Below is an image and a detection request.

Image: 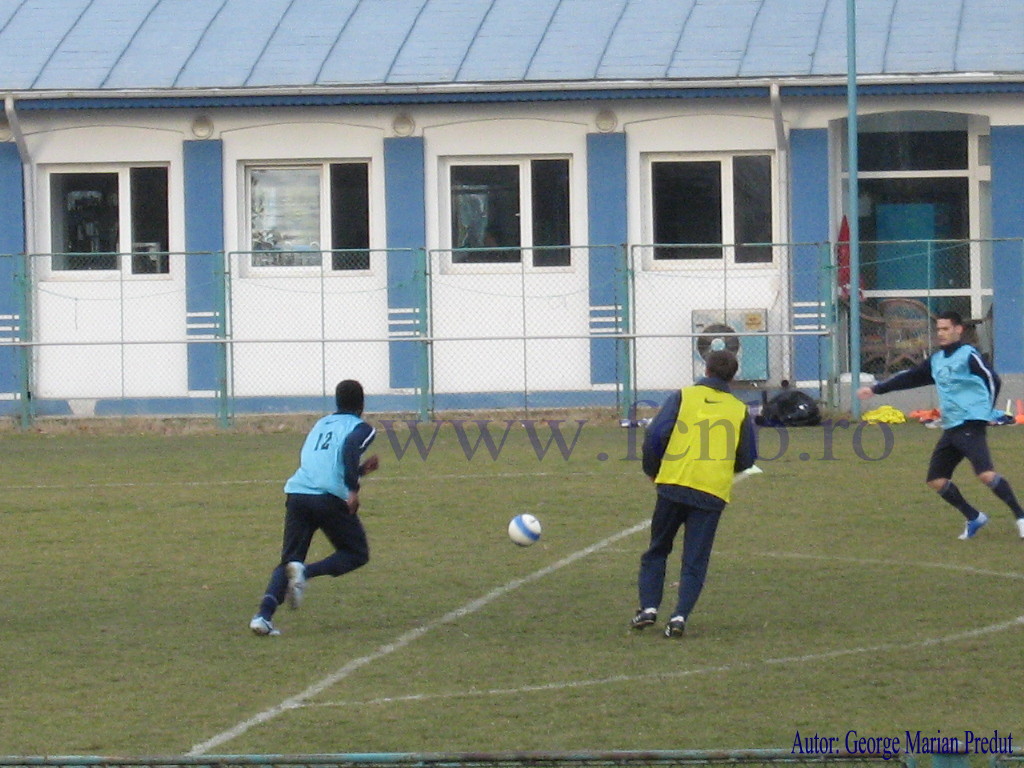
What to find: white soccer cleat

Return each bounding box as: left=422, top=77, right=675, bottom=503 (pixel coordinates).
left=1016, top=518, right=1024, bottom=539
left=249, top=615, right=280, bottom=636
left=285, top=561, right=307, bottom=609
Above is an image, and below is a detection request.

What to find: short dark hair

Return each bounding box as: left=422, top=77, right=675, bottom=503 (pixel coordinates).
left=704, top=349, right=739, bottom=382
left=335, top=379, right=364, bottom=413
left=936, top=310, right=963, bottom=327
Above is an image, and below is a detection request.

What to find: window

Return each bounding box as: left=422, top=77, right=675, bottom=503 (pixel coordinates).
left=247, top=162, right=369, bottom=270
left=842, top=112, right=976, bottom=303
left=650, top=154, right=773, bottom=263
left=50, top=167, right=169, bottom=273
left=449, top=158, right=570, bottom=266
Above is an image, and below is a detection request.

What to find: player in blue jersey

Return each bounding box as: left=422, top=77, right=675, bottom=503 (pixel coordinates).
left=249, top=379, right=379, bottom=636
left=858, top=311, right=1024, bottom=541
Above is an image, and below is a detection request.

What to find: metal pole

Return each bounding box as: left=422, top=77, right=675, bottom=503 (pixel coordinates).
left=417, top=248, right=431, bottom=422
left=17, top=252, right=33, bottom=429
left=217, top=252, right=231, bottom=428
left=847, top=0, right=863, bottom=418
left=619, top=243, right=633, bottom=420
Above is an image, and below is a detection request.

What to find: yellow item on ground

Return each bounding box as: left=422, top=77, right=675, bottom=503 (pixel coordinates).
left=861, top=405, right=907, bottom=424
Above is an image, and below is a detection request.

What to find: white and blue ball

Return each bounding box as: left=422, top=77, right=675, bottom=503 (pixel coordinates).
left=508, top=513, right=542, bottom=546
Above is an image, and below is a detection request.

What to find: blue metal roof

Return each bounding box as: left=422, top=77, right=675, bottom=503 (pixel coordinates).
left=0, top=0, right=1021, bottom=95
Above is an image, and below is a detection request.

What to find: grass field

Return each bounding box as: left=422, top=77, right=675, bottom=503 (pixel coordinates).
left=2, top=417, right=1022, bottom=756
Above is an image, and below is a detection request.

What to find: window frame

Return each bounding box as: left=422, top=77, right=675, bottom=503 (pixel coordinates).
left=242, top=159, right=373, bottom=277
left=835, top=111, right=991, bottom=318
left=440, top=155, right=574, bottom=274
left=43, top=163, right=172, bottom=280
left=641, top=151, right=778, bottom=271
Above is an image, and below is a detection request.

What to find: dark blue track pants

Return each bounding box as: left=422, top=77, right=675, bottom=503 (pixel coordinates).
left=637, top=494, right=722, bottom=620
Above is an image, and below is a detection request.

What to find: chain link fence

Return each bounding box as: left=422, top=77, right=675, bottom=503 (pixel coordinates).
left=840, top=239, right=994, bottom=378
left=1, top=240, right=1013, bottom=427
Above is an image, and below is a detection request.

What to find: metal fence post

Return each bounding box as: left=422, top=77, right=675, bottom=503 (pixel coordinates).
left=820, top=240, right=838, bottom=407
left=416, top=247, right=431, bottom=422
left=618, top=242, right=634, bottom=420
left=16, top=252, right=33, bottom=429
left=216, top=251, right=232, bottom=428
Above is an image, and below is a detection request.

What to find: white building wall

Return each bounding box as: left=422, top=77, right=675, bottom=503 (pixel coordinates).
left=220, top=121, right=391, bottom=396
left=423, top=117, right=592, bottom=395
left=28, top=124, right=187, bottom=402
left=21, top=94, right=1012, bottom=406
left=624, top=113, right=789, bottom=389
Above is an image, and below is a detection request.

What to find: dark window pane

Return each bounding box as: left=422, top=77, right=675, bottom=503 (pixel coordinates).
left=330, top=163, right=370, bottom=270
left=131, top=167, right=169, bottom=274
left=531, top=159, right=570, bottom=267
left=859, top=131, right=967, bottom=171
left=451, top=165, right=521, bottom=263
left=652, top=161, right=722, bottom=260
left=859, top=177, right=970, bottom=291
left=733, top=155, right=773, bottom=264
left=50, top=173, right=119, bottom=270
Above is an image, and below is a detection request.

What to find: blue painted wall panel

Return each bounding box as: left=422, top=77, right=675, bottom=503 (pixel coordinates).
left=991, top=126, right=1024, bottom=374
left=384, top=136, right=427, bottom=390
left=789, top=128, right=830, bottom=383
left=0, top=142, right=24, bottom=395
left=183, top=139, right=225, bottom=391
left=587, top=132, right=627, bottom=385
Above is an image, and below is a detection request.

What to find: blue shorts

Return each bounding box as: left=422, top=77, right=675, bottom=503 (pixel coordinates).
left=926, top=421, right=993, bottom=481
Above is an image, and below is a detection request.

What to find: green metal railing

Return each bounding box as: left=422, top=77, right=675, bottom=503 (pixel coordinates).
left=0, top=750, right=925, bottom=768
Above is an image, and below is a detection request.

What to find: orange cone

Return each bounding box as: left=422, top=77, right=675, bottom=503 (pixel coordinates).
left=1016, top=399, right=1024, bottom=425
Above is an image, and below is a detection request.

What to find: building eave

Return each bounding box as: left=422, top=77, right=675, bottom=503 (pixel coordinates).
left=5, top=71, right=1024, bottom=110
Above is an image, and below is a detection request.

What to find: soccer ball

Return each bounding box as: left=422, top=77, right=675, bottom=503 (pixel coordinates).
left=508, top=514, right=542, bottom=546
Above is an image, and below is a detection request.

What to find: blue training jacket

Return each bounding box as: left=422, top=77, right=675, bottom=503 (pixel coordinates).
left=872, top=341, right=1000, bottom=429
left=284, top=411, right=376, bottom=500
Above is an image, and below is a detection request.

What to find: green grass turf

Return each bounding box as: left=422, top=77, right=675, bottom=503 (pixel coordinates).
left=1, top=420, right=1022, bottom=755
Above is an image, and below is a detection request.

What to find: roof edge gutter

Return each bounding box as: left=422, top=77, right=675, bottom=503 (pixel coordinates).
left=3, top=71, right=1024, bottom=103
left=4, top=94, right=29, bottom=163
left=770, top=82, right=787, bottom=150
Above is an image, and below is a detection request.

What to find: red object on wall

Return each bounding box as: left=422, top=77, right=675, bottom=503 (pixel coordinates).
left=836, top=215, right=865, bottom=301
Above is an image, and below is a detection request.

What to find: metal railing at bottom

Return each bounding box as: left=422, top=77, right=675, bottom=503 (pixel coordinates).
left=0, top=750, right=927, bottom=768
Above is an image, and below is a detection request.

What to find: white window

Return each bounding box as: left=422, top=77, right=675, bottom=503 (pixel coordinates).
left=840, top=111, right=988, bottom=320
left=645, top=153, right=774, bottom=265
left=246, top=162, right=369, bottom=270
left=49, top=166, right=169, bottom=274
left=446, top=158, right=570, bottom=268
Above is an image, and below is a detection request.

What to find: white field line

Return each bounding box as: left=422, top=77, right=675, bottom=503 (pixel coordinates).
left=305, top=614, right=1024, bottom=710
left=7, top=469, right=625, bottom=492
left=730, top=550, right=1024, bottom=582
left=186, top=518, right=653, bottom=756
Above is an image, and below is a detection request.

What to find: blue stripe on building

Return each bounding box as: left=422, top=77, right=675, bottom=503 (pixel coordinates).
left=587, top=132, right=628, bottom=385
left=384, top=136, right=427, bottom=390
left=789, top=129, right=830, bottom=383
left=183, top=139, right=225, bottom=392
left=0, top=142, right=25, bottom=397
left=991, top=126, right=1024, bottom=375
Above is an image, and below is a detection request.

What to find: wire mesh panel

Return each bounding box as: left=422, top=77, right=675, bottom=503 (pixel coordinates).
left=10, top=238, right=1021, bottom=426
left=226, top=250, right=393, bottom=411
left=24, top=251, right=210, bottom=418
left=844, top=239, right=993, bottom=376
left=628, top=242, right=831, bottom=404
left=426, top=245, right=627, bottom=414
